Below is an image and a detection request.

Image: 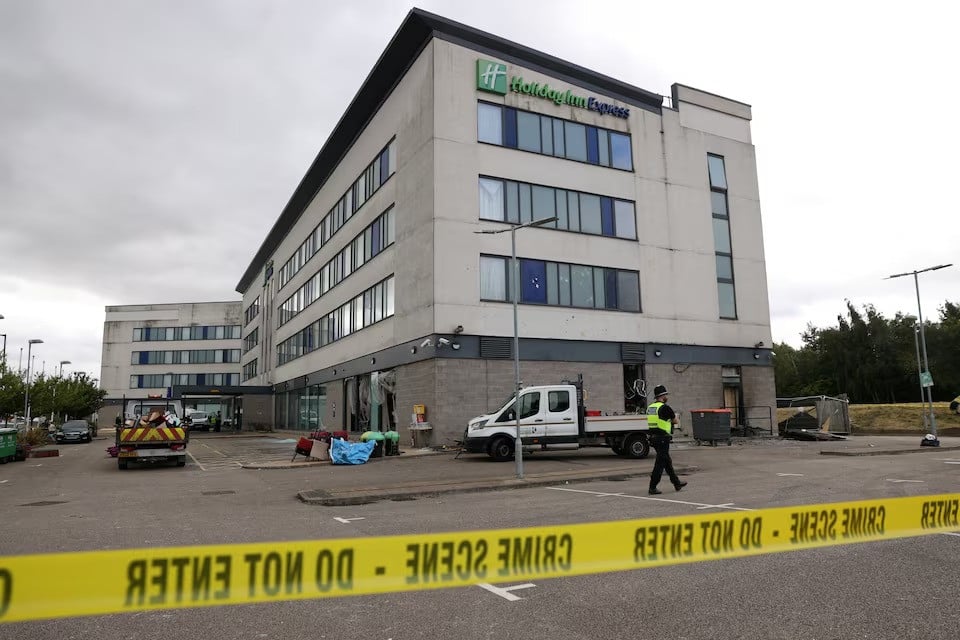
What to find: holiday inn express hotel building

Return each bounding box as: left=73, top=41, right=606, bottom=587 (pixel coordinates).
left=236, top=8, right=774, bottom=444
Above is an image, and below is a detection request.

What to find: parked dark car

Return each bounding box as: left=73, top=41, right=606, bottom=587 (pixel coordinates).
left=56, top=420, right=92, bottom=443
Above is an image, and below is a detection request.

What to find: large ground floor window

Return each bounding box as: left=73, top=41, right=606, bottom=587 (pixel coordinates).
left=275, top=384, right=326, bottom=431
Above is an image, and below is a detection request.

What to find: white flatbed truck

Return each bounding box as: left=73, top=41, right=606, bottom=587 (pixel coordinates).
left=462, top=376, right=650, bottom=460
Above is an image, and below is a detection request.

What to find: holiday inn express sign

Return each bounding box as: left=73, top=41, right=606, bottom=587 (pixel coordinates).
left=476, top=59, right=630, bottom=118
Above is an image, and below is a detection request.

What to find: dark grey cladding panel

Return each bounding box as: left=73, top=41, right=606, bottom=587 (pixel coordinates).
left=274, top=336, right=771, bottom=391
left=648, top=344, right=774, bottom=367
left=518, top=338, right=622, bottom=362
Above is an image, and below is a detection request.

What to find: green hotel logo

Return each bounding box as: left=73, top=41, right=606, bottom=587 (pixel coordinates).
left=476, top=59, right=508, bottom=94
left=475, top=58, right=630, bottom=119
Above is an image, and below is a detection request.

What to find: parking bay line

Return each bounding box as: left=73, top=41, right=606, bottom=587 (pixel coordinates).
left=200, top=443, right=229, bottom=457
left=187, top=451, right=206, bottom=471
left=547, top=486, right=752, bottom=511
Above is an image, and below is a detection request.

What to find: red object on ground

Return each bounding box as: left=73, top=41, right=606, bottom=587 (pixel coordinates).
left=292, top=437, right=314, bottom=462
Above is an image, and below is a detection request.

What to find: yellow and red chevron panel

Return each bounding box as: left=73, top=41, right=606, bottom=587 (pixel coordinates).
left=119, top=427, right=186, bottom=443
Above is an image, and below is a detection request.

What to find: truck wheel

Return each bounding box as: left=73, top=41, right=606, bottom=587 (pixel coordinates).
left=488, top=437, right=514, bottom=462
left=624, top=435, right=650, bottom=459
left=118, top=460, right=128, bottom=470
left=176, top=457, right=186, bottom=467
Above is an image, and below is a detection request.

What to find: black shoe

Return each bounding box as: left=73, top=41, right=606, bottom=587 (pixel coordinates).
left=648, top=488, right=662, bottom=495
left=674, top=481, right=687, bottom=491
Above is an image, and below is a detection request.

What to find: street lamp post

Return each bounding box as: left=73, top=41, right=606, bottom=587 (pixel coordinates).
left=24, top=339, right=44, bottom=428
left=886, top=263, right=953, bottom=436
left=0, top=313, right=5, bottom=365
left=913, top=325, right=927, bottom=430
left=54, top=360, right=71, bottom=424
left=475, top=216, right=557, bottom=479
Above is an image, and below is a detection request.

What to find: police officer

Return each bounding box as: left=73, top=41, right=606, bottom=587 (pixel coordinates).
left=646, top=385, right=687, bottom=495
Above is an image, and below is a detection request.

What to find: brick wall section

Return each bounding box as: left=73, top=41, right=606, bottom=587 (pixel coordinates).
left=395, top=360, right=438, bottom=445
left=646, top=363, right=776, bottom=432
left=645, top=363, right=724, bottom=428
left=391, top=360, right=775, bottom=446
left=741, top=365, right=777, bottom=434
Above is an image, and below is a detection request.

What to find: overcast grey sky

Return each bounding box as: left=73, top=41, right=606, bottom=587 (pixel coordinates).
left=1, top=0, right=957, bottom=381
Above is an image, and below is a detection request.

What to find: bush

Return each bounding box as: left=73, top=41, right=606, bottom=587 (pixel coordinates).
left=17, top=428, right=51, bottom=447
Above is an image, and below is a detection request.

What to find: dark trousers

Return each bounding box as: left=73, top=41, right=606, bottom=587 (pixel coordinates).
left=649, top=435, right=680, bottom=490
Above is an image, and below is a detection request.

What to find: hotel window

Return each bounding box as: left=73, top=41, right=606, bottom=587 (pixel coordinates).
left=277, top=138, right=396, bottom=290
left=480, top=255, right=640, bottom=312
left=277, top=276, right=395, bottom=366
left=278, top=207, right=395, bottom=327
left=479, top=177, right=636, bottom=240
left=478, top=102, right=632, bottom=171
left=130, top=373, right=240, bottom=389
left=708, top=154, right=737, bottom=319
left=132, top=325, right=241, bottom=341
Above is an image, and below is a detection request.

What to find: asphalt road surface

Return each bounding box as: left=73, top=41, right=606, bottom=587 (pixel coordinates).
left=1, top=434, right=958, bottom=639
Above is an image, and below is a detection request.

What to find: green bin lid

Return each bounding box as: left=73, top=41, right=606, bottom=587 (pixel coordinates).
left=0, top=428, right=17, bottom=435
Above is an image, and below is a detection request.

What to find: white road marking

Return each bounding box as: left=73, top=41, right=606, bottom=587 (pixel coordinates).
left=940, top=532, right=960, bottom=538
left=0, top=480, right=7, bottom=483
left=187, top=451, right=206, bottom=471
left=333, top=517, right=365, bottom=524
left=777, top=473, right=804, bottom=477
left=699, top=503, right=735, bottom=510
left=547, top=486, right=752, bottom=511
left=885, top=479, right=925, bottom=483
left=477, top=582, right=536, bottom=601
left=201, top=443, right=229, bottom=457
left=943, top=462, right=960, bottom=465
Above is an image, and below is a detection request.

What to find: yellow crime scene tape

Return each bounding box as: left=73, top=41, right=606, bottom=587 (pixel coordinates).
left=2, top=493, right=959, bottom=623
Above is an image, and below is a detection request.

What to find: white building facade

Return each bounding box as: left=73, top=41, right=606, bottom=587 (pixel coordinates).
left=99, top=302, right=246, bottom=424
left=237, top=9, right=775, bottom=444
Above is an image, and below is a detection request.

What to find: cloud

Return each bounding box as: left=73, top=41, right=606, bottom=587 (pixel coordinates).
left=1, top=0, right=958, bottom=378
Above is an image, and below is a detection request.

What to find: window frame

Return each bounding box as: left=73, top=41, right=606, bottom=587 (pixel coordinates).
left=477, top=101, right=634, bottom=172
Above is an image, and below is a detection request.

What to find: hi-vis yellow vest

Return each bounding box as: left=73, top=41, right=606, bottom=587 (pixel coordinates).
left=646, top=401, right=672, bottom=434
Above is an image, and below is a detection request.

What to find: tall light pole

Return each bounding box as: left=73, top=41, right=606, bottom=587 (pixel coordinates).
left=913, top=324, right=926, bottom=430
left=0, top=313, right=5, bottom=366
left=24, top=339, right=44, bottom=427
left=475, top=216, right=557, bottom=479
left=886, top=263, right=953, bottom=436
left=53, top=360, right=71, bottom=424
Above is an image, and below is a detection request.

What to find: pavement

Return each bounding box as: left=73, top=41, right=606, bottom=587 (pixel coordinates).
left=217, top=430, right=960, bottom=506
left=95, top=429, right=960, bottom=506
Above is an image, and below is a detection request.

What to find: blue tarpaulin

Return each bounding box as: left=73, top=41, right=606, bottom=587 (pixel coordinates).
left=330, top=439, right=376, bottom=465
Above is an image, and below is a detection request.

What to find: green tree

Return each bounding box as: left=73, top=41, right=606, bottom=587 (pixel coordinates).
left=27, top=372, right=106, bottom=422
left=775, top=299, right=960, bottom=403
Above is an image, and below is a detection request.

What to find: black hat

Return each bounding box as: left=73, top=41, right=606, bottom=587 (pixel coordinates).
left=653, top=385, right=668, bottom=397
